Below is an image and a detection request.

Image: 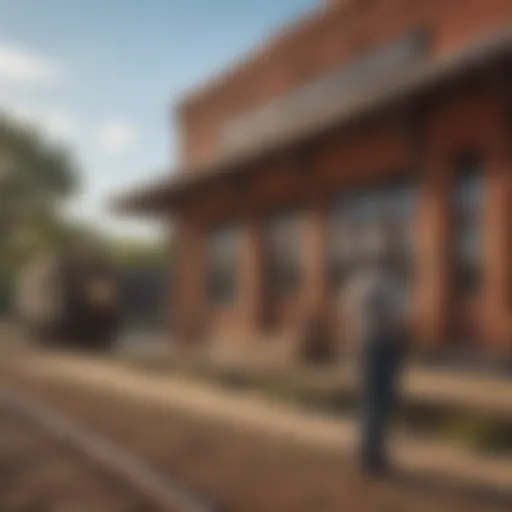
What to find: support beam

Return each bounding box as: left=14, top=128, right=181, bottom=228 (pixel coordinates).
left=302, top=200, right=328, bottom=318
left=397, top=102, right=452, bottom=351
left=173, top=217, right=206, bottom=343
left=240, top=216, right=265, bottom=331
left=482, top=62, right=512, bottom=351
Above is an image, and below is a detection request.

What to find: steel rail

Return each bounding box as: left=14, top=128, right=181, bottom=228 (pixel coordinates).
left=0, top=386, right=216, bottom=512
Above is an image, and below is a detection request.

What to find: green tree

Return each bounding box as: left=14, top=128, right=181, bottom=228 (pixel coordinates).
left=106, top=237, right=168, bottom=269
left=0, top=116, right=79, bottom=312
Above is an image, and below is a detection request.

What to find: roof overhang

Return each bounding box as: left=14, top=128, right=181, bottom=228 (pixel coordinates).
left=114, top=28, right=512, bottom=215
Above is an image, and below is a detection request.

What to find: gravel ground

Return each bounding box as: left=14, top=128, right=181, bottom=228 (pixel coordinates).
left=3, top=367, right=510, bottom=512
left=0, top=402, right=163, bottom=512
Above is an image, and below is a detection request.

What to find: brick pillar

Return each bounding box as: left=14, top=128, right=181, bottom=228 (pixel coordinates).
left=508, top=177, right=512, bottom=333
left=399, top=106, right=452, bottom=352
left=302, top=202, right=328, bottom=320
left=171, top=223, right=185, bottom=337
left=165, top=225, right=176, bottom=334
left=240, top=218, right=265, bottom=332
left=483, top=160, right=511, bottom=352
left=414, top=160, right=451, bottom=351
left=174, top=218, right=206, bottom=343
left=480, top=70, right=512, bottom=354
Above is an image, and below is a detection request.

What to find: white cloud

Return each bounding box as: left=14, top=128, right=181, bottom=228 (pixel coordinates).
left=98, top=119, right=138, bottom=154
left=0, top=42, right=61, bottom=85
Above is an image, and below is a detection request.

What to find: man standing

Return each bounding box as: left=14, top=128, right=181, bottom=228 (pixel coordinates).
left=342, top=225, right=408, bottom=475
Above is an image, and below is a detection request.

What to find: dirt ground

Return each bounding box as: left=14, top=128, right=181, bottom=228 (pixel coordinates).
left=0, top=329, right=511, bottom=512
left=3, top=366, right=511, bottom=512
left=0, top=402, right=159, bottom=512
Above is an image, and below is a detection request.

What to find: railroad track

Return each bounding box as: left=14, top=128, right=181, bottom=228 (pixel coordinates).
left=0, top=386, right=215, bottom=512
left=0, top=337, right=510, bottom=512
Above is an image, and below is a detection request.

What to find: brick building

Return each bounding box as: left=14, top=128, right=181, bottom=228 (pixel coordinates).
left=120, top=0, right=512, bottom=359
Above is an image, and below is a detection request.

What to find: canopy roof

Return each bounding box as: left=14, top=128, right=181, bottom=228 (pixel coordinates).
left=114, top=29, right=512, bottom=215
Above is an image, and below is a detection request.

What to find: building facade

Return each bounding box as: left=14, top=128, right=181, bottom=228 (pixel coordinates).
left=121, top=0, right=512, bottom=358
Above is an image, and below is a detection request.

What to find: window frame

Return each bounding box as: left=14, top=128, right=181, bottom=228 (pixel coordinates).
left=263, top=210, right=303, bottom=297
left=327, top=175, right=418, bottom=291
left=205, top=225, right=241, bottom=306
left=452, top=152, right=484, bottom=296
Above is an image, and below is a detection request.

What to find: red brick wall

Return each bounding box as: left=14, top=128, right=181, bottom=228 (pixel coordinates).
left=175, top=80, right=512, bottom=354
left=179, top=0, right=512, bottom=168
left=413, top=82, right=512, bottom=352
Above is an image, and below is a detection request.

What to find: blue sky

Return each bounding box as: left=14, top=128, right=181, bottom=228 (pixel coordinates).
left=0, top=0, right=317, bottom=239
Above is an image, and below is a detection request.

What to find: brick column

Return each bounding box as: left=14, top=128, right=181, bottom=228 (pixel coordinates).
left=399, top=106, right=452, bottom=351
left=240, top=218, right=265, bottom=332
left=414, top=157, right=452, bottom=351
left=174, top=217, right=206, bottom=343
left=483, top=159, right=511, bottom=351
left=396, top=102, right=453, bottom=351
left=481, top=70, right=512, bottom=353
left=165, top=225, right=176, bottom=334
left=508, top=178, right=512, bottom=331
left=302, top=202, right=328, bottom=320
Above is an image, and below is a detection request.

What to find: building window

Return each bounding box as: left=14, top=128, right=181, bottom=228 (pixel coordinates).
left=264, top=212, right=302, bottom=296
left=453, top=153, right=483, bottom=295
left=206, top=226, right=240, bottom=305
left=328, top=179, right=417, bottom=290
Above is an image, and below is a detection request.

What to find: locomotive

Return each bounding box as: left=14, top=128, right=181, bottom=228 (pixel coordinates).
left=15, top=248, right=121, bottom=349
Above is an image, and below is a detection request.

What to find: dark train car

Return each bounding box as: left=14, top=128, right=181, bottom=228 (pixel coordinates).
left=16, top=250, right=121, bottom=349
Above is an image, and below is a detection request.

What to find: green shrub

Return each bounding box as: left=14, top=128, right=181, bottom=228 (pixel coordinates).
left=442, top=416, right=512, bottom=453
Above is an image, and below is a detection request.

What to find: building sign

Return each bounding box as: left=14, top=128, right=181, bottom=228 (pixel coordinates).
left=222, top=29, right=429, bottom=152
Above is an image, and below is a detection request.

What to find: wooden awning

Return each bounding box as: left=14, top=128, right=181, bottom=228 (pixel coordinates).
left=114, top=28, right=512, bottom=215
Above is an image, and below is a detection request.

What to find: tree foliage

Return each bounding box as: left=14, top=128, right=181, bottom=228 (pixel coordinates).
left=106, top=237, right=168, bottom=269
left=0, top=116, right=79, bottom=312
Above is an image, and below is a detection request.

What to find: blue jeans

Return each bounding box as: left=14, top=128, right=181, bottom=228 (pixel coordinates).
left=359, top=336, right=402, bottom=471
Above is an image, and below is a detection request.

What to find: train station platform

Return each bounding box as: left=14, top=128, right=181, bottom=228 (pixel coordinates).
left=15, top=350, right=512, bottom=501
